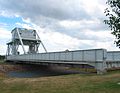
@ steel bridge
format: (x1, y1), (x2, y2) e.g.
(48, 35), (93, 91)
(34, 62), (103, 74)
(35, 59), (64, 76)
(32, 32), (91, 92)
(5, 28), (120, 74)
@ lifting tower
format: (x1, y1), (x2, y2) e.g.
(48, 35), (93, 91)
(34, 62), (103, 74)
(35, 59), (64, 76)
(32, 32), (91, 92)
(6, 27), (47, 55)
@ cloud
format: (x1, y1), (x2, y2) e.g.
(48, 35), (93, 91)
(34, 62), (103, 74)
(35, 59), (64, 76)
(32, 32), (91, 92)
(58, 19), (108, 33)
(15, 22), (33, 29)
(0, 0), (119, 55)
(0, 0), (91, 20)
(0, 28), (11, 39)
(0, 0), (107, 32)
(0, 28), (11, 55)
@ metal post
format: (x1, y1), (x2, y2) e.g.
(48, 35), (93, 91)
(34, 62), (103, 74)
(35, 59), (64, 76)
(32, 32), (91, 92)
(36, 31), (47, 53)
(16, 28), (26, 54)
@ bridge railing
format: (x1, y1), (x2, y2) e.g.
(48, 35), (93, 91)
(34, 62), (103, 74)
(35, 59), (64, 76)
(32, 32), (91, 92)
(107, 51), (120, 69)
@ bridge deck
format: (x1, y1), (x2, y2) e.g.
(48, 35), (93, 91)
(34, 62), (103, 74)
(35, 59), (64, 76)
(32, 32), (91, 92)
(6, 49), (120, 74)
(6, 49), (107, 74)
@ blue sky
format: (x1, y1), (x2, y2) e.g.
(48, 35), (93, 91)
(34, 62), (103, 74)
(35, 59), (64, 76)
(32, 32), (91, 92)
(0, 16), (23, 30)
(0, 16), (33, 30)
(0, 0), (119, 55)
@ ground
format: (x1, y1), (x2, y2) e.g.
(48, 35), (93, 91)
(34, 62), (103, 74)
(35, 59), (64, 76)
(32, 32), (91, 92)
(0, 60), (120, 93)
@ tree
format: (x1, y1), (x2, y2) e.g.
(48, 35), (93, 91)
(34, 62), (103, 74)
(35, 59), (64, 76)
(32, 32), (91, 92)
(0, 55), (5, 60)
(104, 0), (120, 47)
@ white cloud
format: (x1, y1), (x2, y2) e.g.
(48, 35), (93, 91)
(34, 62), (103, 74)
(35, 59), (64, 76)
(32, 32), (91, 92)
(0, 0), (120, 55)
(0, 28), (11, 55)
(83, 30), (114, 41)
(21, 17), (31, 23)
(31, 25), (82, 52)
(0, 28), (11, 39)
(81, 0), (107, 21)
(15, 22), (33, 29)
(59, 19), (103, 30)
(95, 41), (119, 51)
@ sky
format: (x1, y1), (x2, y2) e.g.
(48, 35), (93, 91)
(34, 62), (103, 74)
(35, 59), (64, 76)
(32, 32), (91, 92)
(0, 0), (119, 55)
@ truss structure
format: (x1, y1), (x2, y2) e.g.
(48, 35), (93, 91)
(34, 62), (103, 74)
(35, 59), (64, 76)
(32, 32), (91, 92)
(6, 28), (47, 55)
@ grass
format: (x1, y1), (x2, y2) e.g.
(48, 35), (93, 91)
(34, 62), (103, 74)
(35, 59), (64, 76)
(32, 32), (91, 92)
(68, 67), (97, 73)
(0, 60), (5, 64)
(0, 70), (119, 93)
(0, 61), (119, 93)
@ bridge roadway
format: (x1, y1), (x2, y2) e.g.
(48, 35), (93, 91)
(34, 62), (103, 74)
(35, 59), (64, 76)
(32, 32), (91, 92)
(6, 49), (107, 74)
(6, 48), (120, 74)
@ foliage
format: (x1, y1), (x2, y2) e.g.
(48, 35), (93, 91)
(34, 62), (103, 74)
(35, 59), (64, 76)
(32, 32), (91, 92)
(0, 55), (5, 60)
(104, 0), (120, 47)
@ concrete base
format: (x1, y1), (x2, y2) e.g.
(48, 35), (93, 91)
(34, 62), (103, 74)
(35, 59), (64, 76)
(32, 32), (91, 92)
(97, 69), (107, 74)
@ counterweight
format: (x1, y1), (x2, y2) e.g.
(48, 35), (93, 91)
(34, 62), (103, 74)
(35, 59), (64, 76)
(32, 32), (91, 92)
(6, 28), (47, 55)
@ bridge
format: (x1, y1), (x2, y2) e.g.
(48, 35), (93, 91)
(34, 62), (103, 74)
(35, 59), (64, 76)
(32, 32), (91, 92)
(5, 28), (120, 74)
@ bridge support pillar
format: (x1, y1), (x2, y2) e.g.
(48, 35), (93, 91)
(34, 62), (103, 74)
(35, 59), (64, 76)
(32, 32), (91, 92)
(97, 69), (107, 74)
(96, 61), (107, 74)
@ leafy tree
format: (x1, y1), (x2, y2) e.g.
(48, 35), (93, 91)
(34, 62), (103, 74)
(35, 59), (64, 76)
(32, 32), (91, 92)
(104, 0), (120, 47)
(0, 55), (5, 60)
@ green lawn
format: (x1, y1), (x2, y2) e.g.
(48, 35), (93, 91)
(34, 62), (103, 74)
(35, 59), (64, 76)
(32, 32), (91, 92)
(0, 70), (120, 93)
